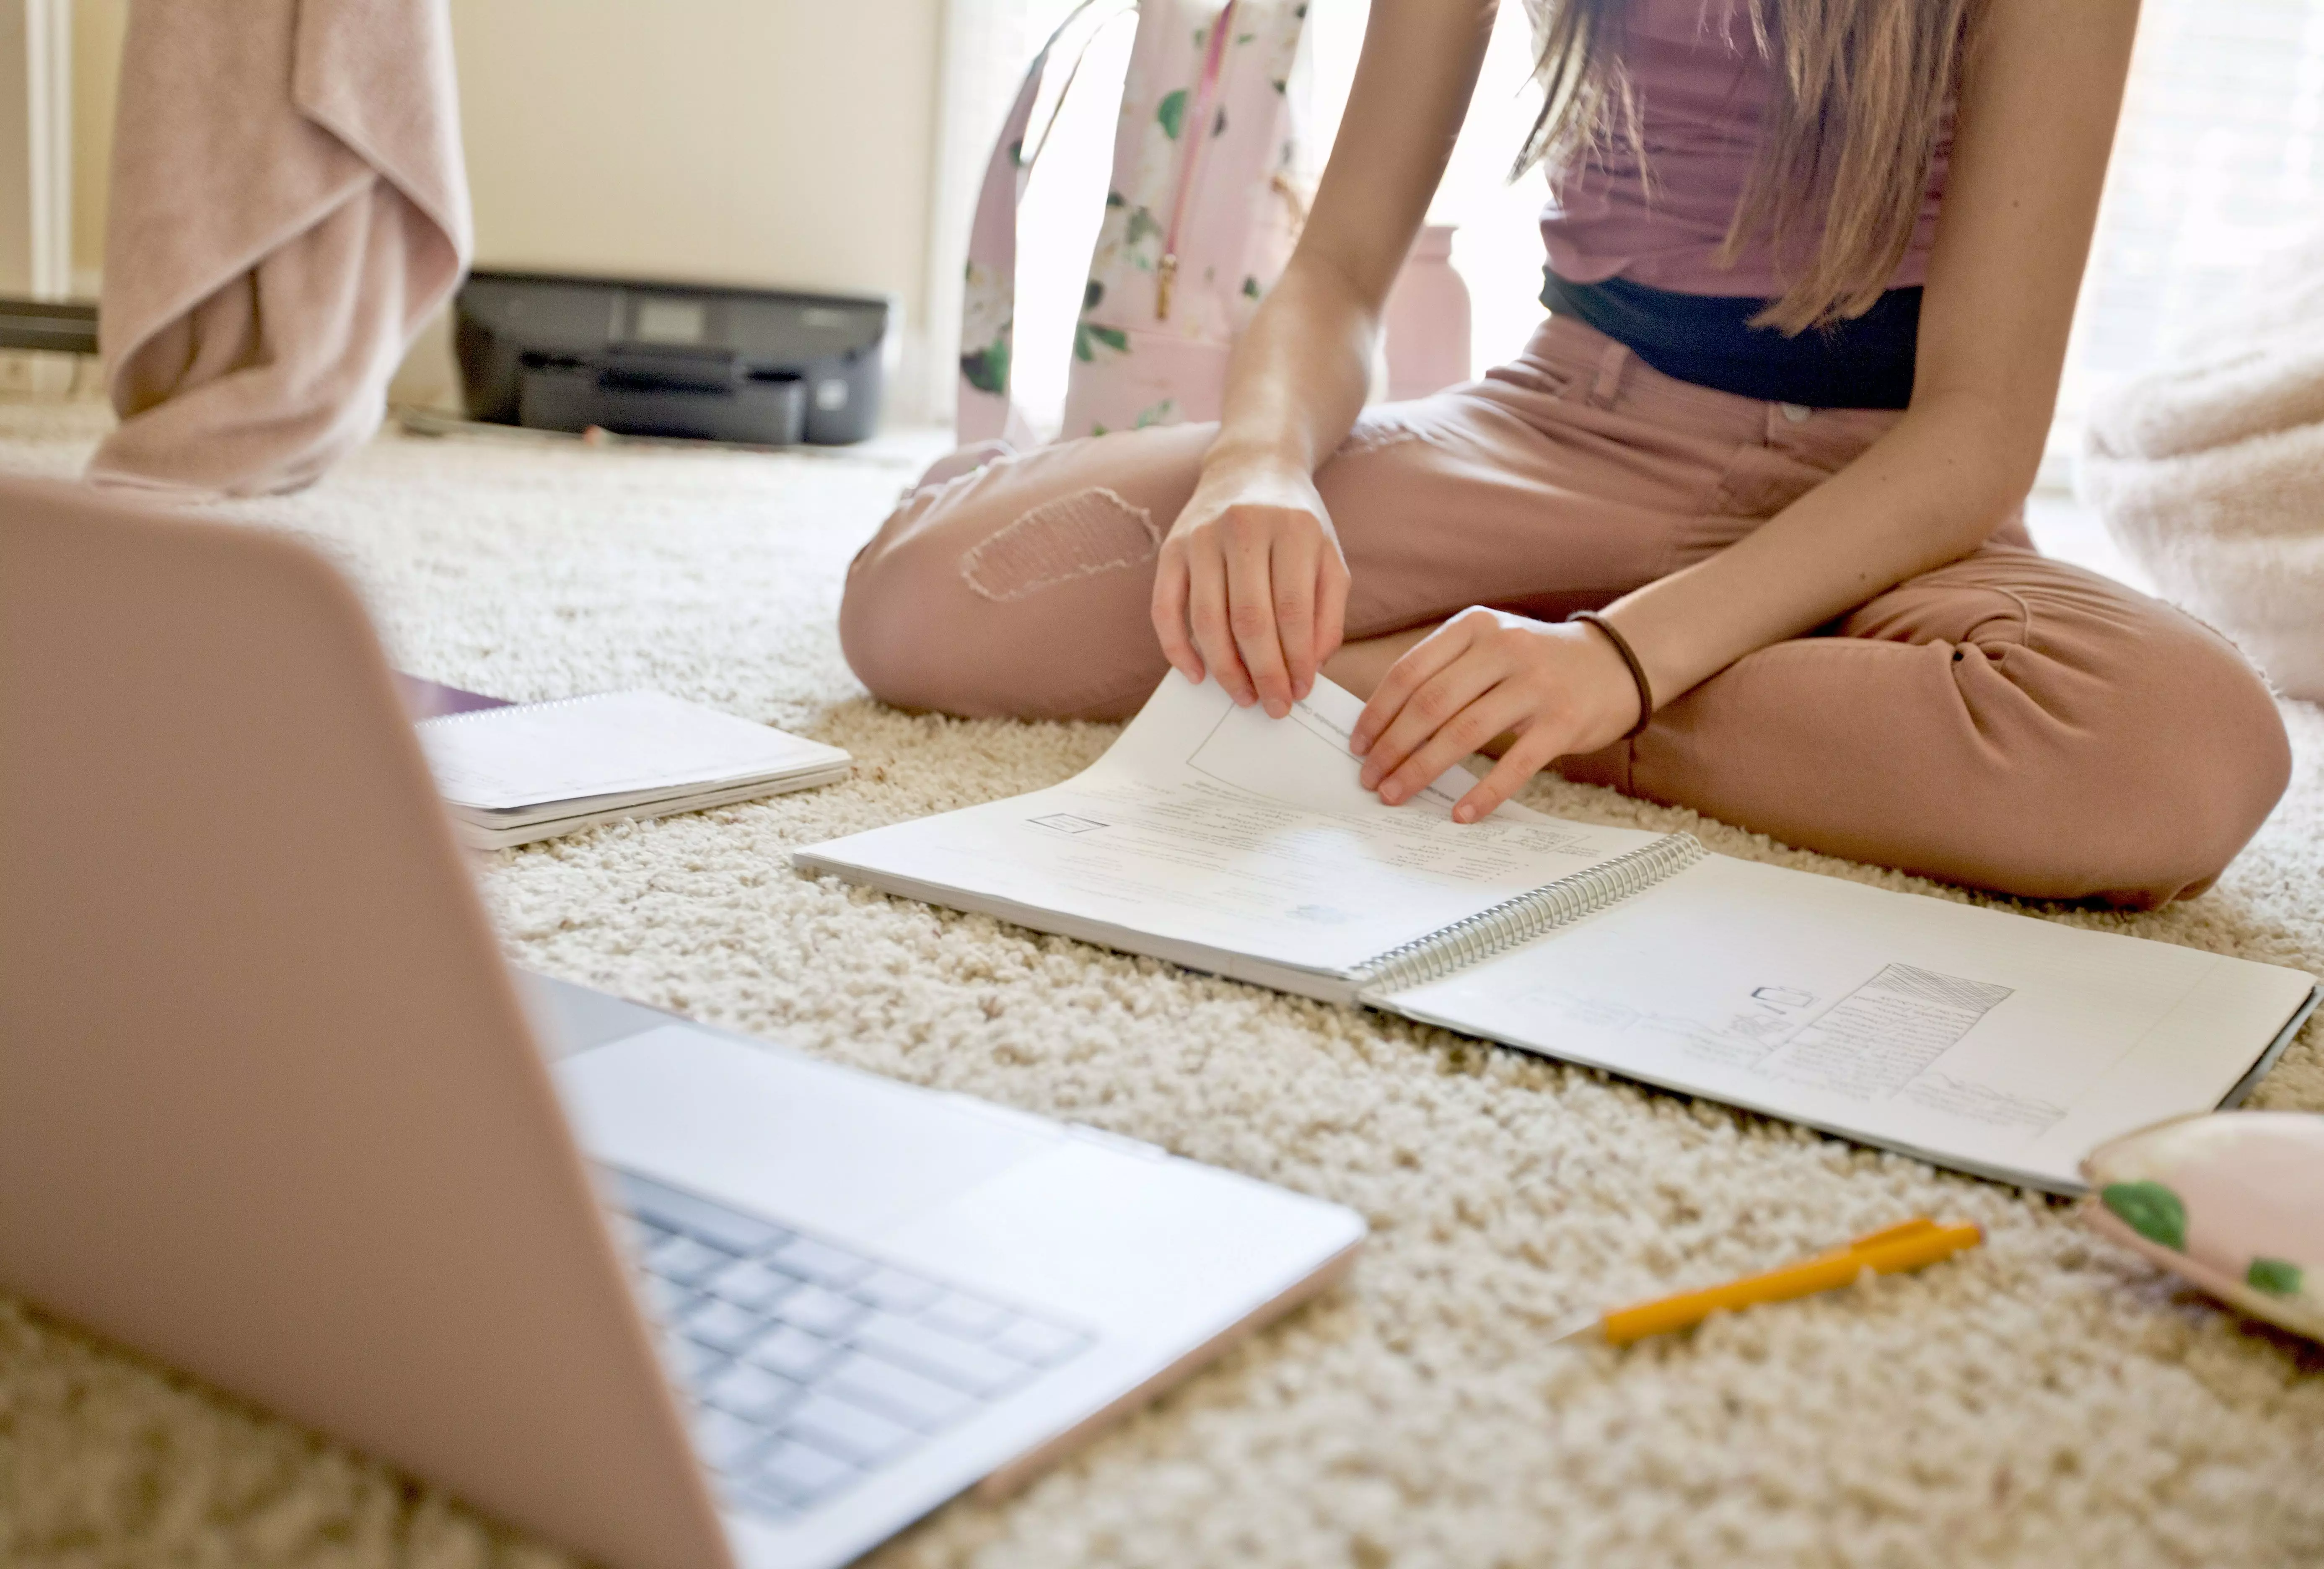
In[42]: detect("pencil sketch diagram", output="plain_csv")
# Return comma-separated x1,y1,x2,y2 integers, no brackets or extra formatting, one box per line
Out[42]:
1757,963,2016,1103
1029,812,1109,834
1703,984,1824,1053
1181,696,1609,859
1896,1072,2066,1134
1525,983,1824,1068
1526,962,2060,1131
1185,697,1430,816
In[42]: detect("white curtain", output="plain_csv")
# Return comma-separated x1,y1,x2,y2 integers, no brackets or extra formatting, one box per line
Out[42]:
919,0,1087,432
2053,0,2324,479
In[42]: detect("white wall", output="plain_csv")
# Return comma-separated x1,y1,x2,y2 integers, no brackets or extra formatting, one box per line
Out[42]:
407,0,946,418
0,0,74,299
71,0,123,298
0,3,39,297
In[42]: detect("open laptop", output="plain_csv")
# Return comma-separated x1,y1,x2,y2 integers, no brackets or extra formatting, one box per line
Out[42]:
0,476,1365,1569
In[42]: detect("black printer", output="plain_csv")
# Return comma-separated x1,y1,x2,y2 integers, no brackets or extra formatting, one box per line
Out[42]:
454,271,890,446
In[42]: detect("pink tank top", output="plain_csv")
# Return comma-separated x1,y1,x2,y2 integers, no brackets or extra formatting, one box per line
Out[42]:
1539,0,1952,298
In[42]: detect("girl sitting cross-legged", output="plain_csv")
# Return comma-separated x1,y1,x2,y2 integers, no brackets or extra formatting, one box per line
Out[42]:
841,0,2291,909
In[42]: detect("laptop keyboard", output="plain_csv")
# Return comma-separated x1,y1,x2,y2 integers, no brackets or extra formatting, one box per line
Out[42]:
608,1169,1093,1522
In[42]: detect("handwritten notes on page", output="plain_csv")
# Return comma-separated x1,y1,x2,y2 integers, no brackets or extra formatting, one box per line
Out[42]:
800,675,1658,981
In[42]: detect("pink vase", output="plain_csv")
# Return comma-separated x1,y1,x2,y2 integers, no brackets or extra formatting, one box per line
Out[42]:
1384,224,1472,402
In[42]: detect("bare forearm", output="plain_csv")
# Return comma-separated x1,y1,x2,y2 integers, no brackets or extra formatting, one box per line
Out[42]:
1197,0,1492,485
1201,256,1381,481
1571,0,2135,716
1341,0,2134,821
1602,396,2036,703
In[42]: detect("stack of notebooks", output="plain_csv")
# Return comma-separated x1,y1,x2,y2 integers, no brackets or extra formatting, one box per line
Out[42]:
415,687,851,849
797,676,2318,1193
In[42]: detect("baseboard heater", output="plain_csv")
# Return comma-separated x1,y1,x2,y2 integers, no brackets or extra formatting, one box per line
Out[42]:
454,271,890,446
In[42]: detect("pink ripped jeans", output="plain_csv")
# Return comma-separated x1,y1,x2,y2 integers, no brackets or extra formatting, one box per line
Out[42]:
841,316,2290,907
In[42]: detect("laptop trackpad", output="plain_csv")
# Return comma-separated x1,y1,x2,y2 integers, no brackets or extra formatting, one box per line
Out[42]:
554,1025,1062,1240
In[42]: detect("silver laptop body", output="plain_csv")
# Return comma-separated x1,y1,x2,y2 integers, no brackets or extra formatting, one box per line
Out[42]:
0,477,1365,1569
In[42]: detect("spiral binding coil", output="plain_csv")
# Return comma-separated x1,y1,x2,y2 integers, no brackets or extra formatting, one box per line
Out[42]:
415,692,605,726
1352,832,1707,995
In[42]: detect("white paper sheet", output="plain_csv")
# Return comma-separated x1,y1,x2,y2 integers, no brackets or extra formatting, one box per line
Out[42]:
801,676,1661,979
418,690,850,811
798,675,2316,1186
1380,854,2319,1189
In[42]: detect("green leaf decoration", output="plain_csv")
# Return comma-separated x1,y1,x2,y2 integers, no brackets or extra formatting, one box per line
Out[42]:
1127,207,1162,247
2247,1257,2304,1297
1105,189,1126,208
1091,422,1109,436
1242,275,1262,299
1083,278,1105,311
960,338,1011,394
1008,138,1026,168
1132,399,1176,430
1213,106,1228,138
1073,324,1094,363
2101,1181,2188,1252
1086,324,1130,353
1157,89,1188,140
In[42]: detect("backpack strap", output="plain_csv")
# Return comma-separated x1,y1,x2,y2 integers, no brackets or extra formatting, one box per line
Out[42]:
956,0,1131,447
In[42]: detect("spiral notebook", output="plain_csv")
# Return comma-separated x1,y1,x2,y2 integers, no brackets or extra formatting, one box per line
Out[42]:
418,689,851,849
796,676,2317,1192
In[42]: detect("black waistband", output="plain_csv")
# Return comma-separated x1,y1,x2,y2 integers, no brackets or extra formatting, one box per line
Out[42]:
1538,271,1920,410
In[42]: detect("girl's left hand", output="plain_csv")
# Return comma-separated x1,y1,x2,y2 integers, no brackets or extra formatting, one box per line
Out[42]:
1350,607,1645,823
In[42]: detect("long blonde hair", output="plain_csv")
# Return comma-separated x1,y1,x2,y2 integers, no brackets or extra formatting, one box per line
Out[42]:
1516,0,1977,334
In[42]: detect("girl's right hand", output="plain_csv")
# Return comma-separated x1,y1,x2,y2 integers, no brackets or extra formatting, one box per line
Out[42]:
1150,462,1351,719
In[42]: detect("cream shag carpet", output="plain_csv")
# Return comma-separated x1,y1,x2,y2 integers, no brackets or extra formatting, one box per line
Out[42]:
3,401,2320,1569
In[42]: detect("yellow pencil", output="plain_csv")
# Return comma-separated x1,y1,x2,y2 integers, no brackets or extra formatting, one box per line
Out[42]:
1552,1217,1985,1346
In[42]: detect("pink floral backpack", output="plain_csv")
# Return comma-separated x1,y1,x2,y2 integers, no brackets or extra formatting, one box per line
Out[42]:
955,0,1311,453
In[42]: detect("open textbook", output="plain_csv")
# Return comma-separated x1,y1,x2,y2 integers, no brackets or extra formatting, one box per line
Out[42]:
796,677,2318,1192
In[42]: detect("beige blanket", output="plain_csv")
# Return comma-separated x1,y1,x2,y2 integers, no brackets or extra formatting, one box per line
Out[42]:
2080,232,2324,701
91,0,470,497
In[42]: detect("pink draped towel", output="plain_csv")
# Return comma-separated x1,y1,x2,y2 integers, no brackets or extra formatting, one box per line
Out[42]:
92,0,471,497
